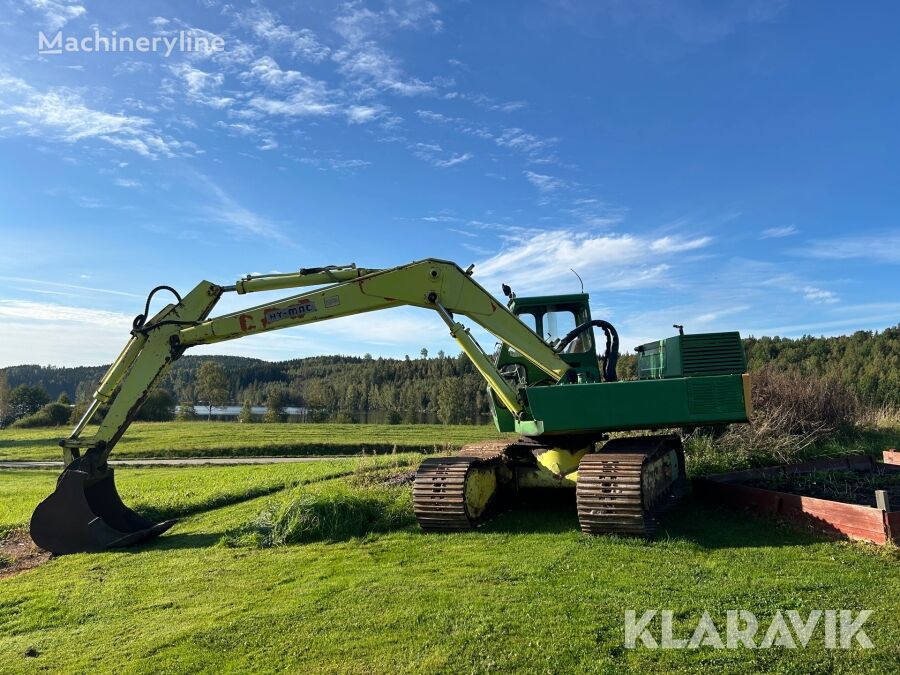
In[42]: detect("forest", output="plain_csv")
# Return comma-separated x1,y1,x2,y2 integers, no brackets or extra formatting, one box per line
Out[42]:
1,325,898,427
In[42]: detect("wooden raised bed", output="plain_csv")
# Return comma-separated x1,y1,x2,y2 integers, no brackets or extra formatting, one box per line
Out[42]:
694,452,900,545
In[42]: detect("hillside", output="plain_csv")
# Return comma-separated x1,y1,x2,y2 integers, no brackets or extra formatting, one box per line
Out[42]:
2,326,899,422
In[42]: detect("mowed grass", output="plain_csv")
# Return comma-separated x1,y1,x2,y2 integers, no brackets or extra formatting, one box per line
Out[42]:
1,462,899,673
0,421,511,462
0,454,421,538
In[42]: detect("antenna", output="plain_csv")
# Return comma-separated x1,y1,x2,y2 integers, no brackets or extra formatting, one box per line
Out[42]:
570,268,584,293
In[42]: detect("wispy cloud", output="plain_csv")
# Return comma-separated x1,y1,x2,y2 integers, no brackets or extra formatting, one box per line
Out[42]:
474,229,714,292
332,0,445,97
23,0,85,30
413,142,473,168
758,273,841,305
0,277,143,298
760,225,797,238
416,110,557,161
193,172,289,243
799,233,900,264
523,170,568,193
168,63,233,109
0,73,186,158
231,6,330,62
0,299,131,324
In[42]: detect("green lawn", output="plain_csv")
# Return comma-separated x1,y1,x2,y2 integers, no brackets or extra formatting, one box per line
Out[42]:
1,460,899,673
0,421,511,462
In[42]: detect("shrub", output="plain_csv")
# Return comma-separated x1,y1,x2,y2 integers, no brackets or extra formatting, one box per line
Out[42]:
11,402,71,428
175,401,199,421
135,389,175,421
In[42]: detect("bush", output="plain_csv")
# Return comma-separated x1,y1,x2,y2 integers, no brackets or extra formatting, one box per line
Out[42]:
11,402,71,428
176,401,199,421
227,484,413,547
135,389,175,421
67,401,107,426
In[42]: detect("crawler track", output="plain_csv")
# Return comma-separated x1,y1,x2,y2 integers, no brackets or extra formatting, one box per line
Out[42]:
576,435,686,537
412,439,520,531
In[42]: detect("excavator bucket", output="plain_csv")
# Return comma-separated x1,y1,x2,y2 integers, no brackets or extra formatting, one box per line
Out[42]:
30,463,175,555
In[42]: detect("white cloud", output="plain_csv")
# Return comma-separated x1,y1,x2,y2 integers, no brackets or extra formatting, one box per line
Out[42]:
497,128,556,155
434,152,473,168
0,73,184,158
242,56,311,88
0,299,130,324
474,229,714,293
802,286,839,304
333,43,436,96
416,109,453,123
346,104,387,124
0,301,135,367
169,63,232,108
334,0,442,43
232,6,330,62
241,58,339,117
760,225,797,238
412,143,473,168
523,170,567,193
649,235,712,253
25,0,85,30
114,178,140,188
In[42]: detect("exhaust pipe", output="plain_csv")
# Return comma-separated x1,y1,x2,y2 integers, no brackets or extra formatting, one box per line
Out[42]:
30,459,175,555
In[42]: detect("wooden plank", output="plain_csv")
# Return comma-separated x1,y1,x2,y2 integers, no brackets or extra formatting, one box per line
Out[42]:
876,490,891,512
883,449,900,466
693,476,891,545
885,512,900,544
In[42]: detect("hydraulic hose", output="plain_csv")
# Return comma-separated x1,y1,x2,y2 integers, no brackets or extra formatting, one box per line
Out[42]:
554,319,620,382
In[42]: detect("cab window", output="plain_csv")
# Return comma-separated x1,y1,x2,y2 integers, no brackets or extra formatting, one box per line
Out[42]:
545,310,591,353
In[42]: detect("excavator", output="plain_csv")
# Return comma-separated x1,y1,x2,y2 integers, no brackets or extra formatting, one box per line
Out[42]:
30,259,752,554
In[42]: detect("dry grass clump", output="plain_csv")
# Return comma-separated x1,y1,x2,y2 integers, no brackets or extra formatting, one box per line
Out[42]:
687,366,863,469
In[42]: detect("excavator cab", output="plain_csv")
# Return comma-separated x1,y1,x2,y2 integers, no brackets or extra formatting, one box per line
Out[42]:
497,293,603,384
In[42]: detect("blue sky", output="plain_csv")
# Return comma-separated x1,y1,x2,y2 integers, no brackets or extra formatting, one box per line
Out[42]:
0,0,898,367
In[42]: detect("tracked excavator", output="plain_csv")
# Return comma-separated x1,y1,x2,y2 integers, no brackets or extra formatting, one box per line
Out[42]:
31,259,751,554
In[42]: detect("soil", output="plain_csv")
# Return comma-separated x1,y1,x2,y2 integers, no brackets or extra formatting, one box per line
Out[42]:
0,530,51,579
349,468,417,488
744,469,900,508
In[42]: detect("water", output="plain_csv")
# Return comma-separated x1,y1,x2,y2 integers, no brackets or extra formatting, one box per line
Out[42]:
177,405,489,425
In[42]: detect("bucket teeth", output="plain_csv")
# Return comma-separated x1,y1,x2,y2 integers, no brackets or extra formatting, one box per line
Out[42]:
30,464,175,555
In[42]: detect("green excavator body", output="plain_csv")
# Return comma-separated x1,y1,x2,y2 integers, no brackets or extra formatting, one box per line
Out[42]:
490,294,751,436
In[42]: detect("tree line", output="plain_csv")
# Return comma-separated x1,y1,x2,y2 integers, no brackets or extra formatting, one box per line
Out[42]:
1,324,898,428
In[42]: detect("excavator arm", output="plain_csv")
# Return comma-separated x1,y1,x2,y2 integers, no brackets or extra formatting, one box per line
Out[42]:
63,259,570,470
30,259,576,554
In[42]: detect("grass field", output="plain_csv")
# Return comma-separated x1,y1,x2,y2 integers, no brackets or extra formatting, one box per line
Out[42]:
1,460,898,673
2,423,899,673
0,422,511,462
